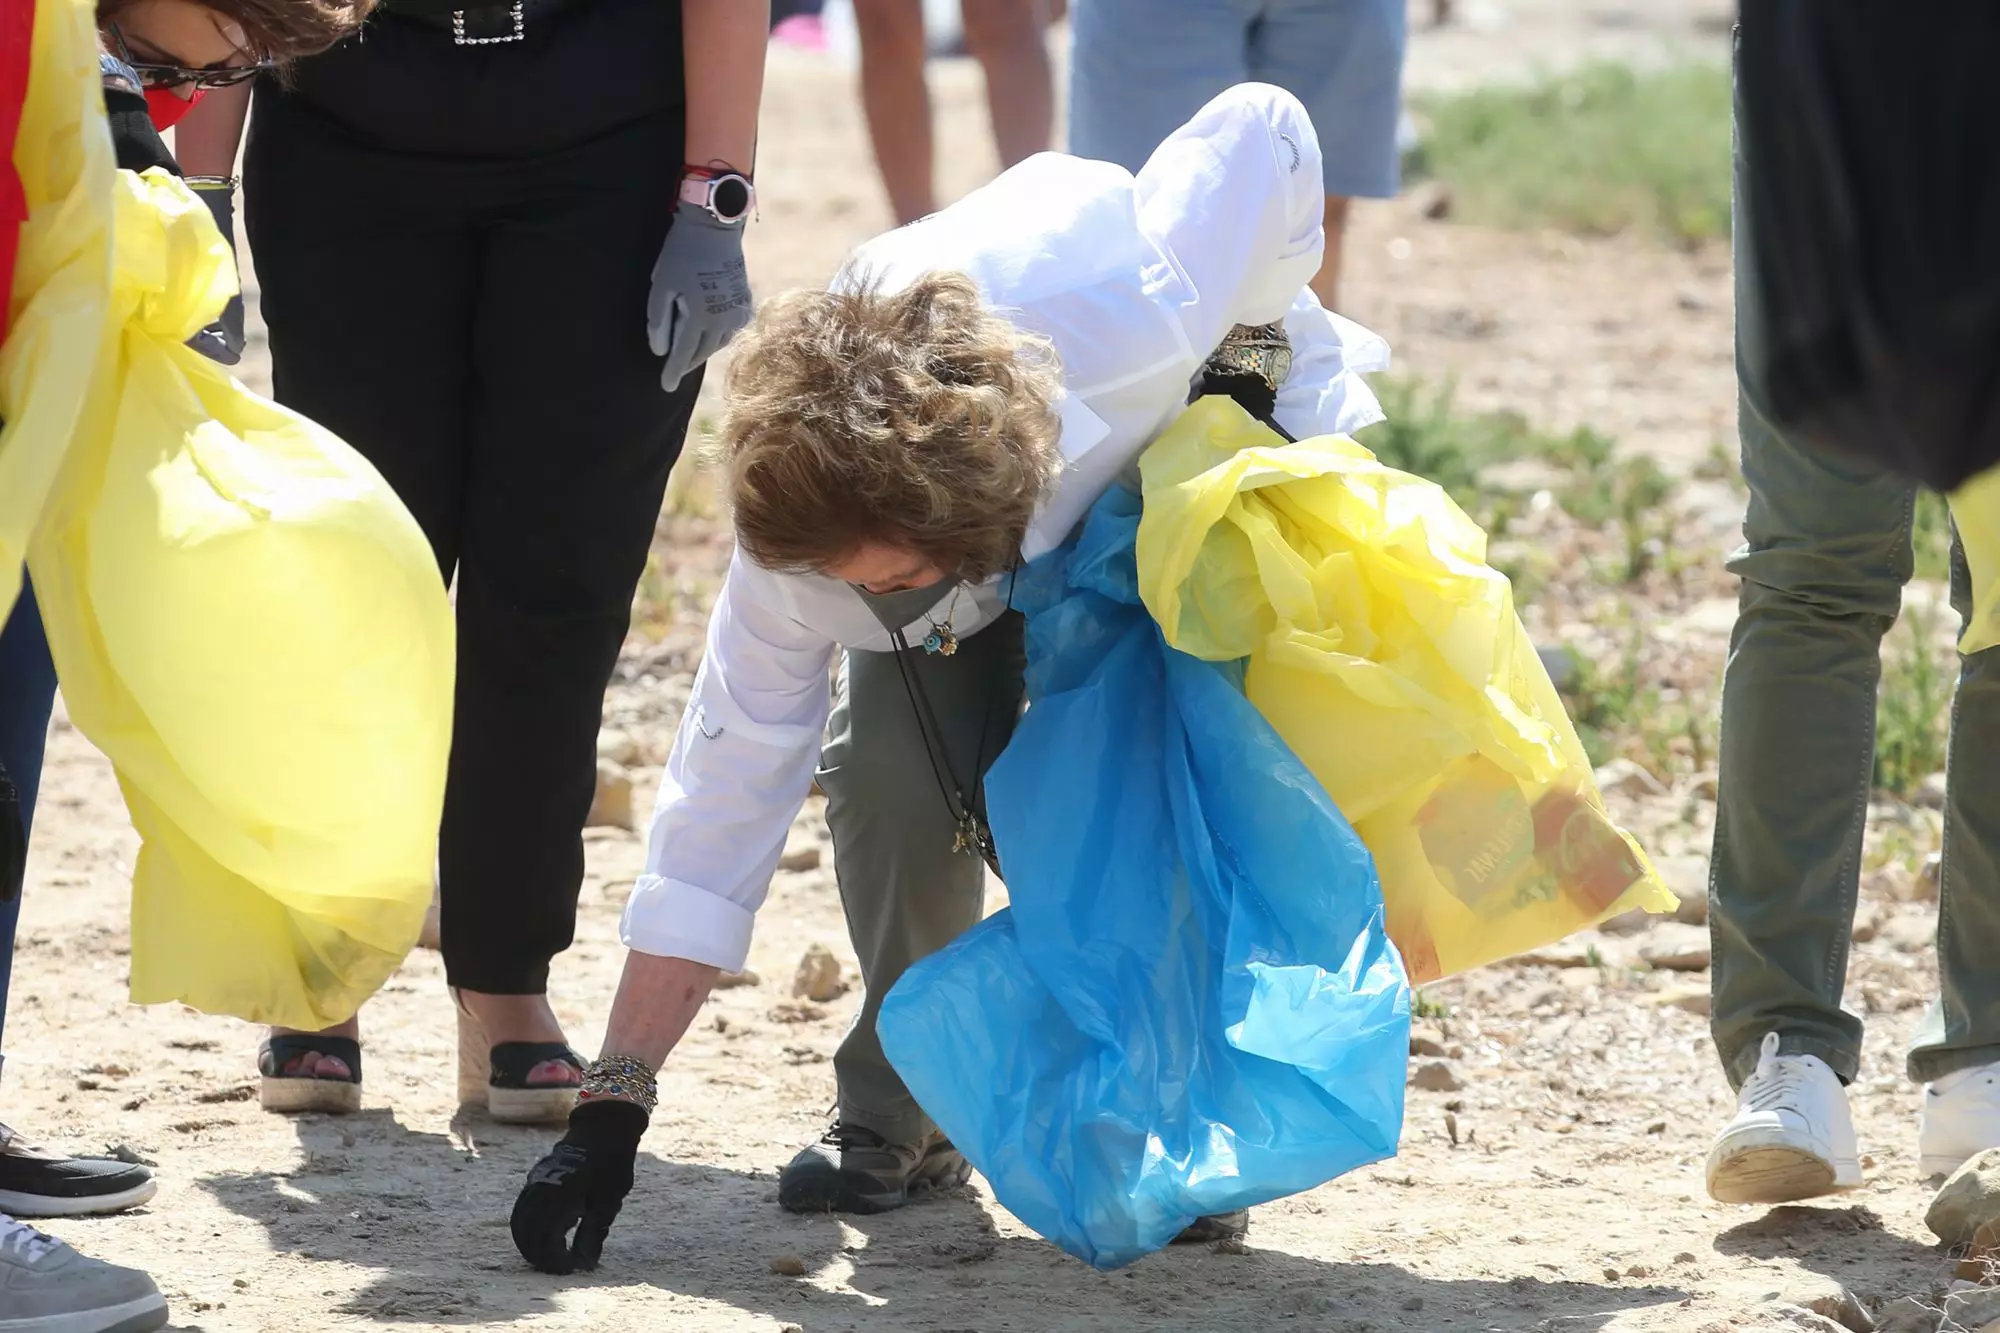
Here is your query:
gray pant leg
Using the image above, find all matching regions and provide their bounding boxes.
[817,612,1026,1143]
[1908,535,2000,1082]
[1711,34,1915,1089]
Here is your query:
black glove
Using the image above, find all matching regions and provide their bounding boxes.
[186,178,245,366]
[511,1097,647,1274]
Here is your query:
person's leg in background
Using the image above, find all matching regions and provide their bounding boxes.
[960,0,1052,174]
[0,581,158,1218]
[1704,35,1901,1203]
[853,0,937,224]
[1908,528,2000,1176]
[1247,0,1406,310]
[243,82,480,1108]
[782,606,1025,1213]
[0,581,57,1073]
[440,104,700,1117]
[1066,0,1247,174]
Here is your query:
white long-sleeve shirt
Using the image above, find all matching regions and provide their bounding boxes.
[621,83,1393,970]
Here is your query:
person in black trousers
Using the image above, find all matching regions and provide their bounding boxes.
[186,0,767,1121]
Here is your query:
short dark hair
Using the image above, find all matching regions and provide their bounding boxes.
[98,0,376,66]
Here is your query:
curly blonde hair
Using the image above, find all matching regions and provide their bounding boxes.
[714,270,1065,585]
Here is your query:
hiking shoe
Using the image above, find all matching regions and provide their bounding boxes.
[1706,1032,1863,1204]
[777,1124,972,1215]
[1920,1060,2000,1179]
[0,1213,168,1332]
[1172,1210,1250,1244]
[0,1125,156,1219]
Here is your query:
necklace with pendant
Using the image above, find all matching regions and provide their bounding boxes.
[921,586,963,657]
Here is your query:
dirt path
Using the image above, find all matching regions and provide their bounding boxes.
[21,9,1971,1333]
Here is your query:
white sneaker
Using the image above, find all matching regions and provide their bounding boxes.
[0,1213,167,1333]
[1706,1032,1864,1204]
[1919,1060,2000,1179]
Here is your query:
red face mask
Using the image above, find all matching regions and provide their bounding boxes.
[144,84,206,130]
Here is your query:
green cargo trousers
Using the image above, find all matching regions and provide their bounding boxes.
[816,584,1027,1145]
[1711,38,2000,1089]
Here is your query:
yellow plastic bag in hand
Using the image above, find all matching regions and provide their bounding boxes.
[7,3,454,1029]
[1136,397,1673,983]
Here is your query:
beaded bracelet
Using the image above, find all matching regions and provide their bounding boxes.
[578,1054,659,1114]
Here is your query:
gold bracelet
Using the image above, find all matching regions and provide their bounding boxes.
[578,1055,659,1113]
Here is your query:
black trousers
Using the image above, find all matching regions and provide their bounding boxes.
[244,0,699,993]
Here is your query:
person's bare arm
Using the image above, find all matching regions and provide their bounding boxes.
[170,82,250,177]
[596,951,720,1081]
[681,0,767,171]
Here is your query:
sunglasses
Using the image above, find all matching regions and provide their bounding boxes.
[109,23,270,90]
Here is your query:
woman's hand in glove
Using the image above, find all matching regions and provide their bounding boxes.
[646,208,752,394]
[511,1097,648,1274]
[186,177,246,366]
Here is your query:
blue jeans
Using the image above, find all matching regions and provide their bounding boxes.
[0,579,60,1061]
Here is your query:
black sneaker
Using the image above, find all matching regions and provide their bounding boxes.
[1172,1210,1250,1244]
[0,1123,157,1219]
[777,1123,972,1215]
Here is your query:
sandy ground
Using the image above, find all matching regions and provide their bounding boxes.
[22,6,1981,1332]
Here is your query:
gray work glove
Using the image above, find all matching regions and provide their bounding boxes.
[645,209,752,393]
[186,179,246,366]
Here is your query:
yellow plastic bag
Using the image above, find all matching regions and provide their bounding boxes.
[5,0,454,1029]
[1950,468,2000,655]
[1136,397,1673,982]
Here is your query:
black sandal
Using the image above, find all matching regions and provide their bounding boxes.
[258,1034,362,1115]
[454,1004,582,1124]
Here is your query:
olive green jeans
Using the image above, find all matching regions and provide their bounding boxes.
[1709,46,2000,1089]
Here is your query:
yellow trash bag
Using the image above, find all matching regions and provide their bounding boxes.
[1949,468,2000,656]
[5,0,454,1029]
[1136,397,1674,983]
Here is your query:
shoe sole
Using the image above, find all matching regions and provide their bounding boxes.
[0,1292,169,1333]
[260,1075,362,1116]
[0,1177,158,1218]
[778,1151,974,1216]
[1707,1142,1862,1205]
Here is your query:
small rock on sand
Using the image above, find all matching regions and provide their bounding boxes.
[1409,1025,1448,1057]
[713,969,761,990]
[1873,1295,1941,1333]
[778,842,822,873]
[792,943,848,1002]
[1933,1151,2000,1243]
[769,1255,807,1277]
[1411,1060,1465,1092]
[1596,758,1668,799]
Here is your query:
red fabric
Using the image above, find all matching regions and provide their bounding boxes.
[145,83,204,130]
[0,0,35,346]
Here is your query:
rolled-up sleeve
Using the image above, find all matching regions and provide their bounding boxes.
[620,552,836,971]
[1136,81,1328,368]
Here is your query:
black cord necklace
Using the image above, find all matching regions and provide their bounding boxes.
[887,563,1020,876]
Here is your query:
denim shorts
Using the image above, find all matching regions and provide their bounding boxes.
[1067,0,1407,200]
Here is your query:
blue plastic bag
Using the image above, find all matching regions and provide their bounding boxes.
[877,485,1410,1269]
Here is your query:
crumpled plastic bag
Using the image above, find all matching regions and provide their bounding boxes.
[1137,397,1673,982]
[879,484,1409,1271]
[4,0,454,1030]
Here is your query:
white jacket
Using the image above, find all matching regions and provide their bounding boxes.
[621,83,1392,970]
